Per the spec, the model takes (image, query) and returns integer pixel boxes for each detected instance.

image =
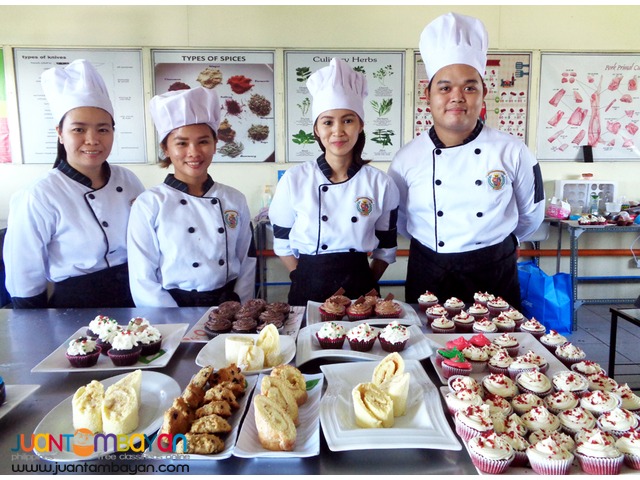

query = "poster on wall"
[414,52,531,142]
[13,48,145,164]
[537,53,640,161]
[152,50,275,163]
[0,49,11,163]
[284,50,405,163]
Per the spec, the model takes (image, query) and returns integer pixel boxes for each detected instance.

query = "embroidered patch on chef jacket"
[224,210,239,228]
[486,170,507,191]
[355,196,374,216]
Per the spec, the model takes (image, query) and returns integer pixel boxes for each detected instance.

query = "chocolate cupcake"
[65,336,102,368]
[216,300,242,319]
[204,314,233,338]
[107,330,141,367]
[232,317,258,334]
[265,302,291,319]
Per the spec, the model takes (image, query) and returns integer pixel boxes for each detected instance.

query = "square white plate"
[31,324,189,373]
[233,372,324,458]
[183,306,306,342]
[0,384,40,421]
[296,322,433,366]
[425,332,568,384]
[306,300,422,326]
[144,374,258,460]
[319,360,461,452]
[195,333,296,374]
[33,371,180,462]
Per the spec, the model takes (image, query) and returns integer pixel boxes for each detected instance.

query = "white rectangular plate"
[183,306,305,342]
[195,333,296,375]
[33,371,180,462]
[296,322,433,366]
[319,360,461,452]
[0,384,40,421]
[144,374,258,460]
[306,300,422,326]
[425,332,567,384]
[233,372,324,458]
[31,323,189,373]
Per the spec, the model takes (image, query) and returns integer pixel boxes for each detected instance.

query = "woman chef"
[388,13,545,309]
[127,87,257,307]
[3,59,145,308]
[269,58,400,306]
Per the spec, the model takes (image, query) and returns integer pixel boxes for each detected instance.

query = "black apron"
[49,263,135,308]
[287,252,378,306]
[168,279,239,307]
[405,234,521,310]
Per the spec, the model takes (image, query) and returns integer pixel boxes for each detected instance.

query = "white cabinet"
[554,180,617,214]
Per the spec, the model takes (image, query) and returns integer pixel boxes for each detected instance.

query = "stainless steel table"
[0,307,476,475]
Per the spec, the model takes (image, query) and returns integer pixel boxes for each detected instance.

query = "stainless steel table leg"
[609,310,618,378]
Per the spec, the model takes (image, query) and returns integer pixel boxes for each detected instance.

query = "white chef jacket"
[269,156,399,265]
[3,162,145,299]
[388,124,545,254]
[127,175,257,307]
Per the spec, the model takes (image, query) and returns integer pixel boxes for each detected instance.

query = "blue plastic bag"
[517,261,572,334]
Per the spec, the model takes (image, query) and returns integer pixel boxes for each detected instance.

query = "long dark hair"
[53,112,116,168]
[313,117,370,166]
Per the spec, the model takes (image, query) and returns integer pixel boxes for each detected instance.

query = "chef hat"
[419,12,489,80]
[149,87,221,141]
[40,59,114,124]
[307,57,368,123]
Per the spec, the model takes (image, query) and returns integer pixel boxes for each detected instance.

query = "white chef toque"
[40,59,114,124]
[149,87,221,141]
[419,12,489,80]
[307,57,368,124]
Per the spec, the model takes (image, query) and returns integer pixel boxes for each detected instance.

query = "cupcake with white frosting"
[616,429,640,470]
[527,436,575,475]
[574,428,624,475]
[596,407,639,438]
[467,431,515,474]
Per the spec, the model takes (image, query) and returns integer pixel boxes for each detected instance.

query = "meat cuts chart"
[537,53,640,161]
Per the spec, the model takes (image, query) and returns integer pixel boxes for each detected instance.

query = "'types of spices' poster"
[152,50,275,163]
[284,51,405,162]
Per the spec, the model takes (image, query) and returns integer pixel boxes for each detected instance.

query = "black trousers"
[50,263,135,308]
[287,252,378,306]
[168,279,239,307]
[405,235,521,310]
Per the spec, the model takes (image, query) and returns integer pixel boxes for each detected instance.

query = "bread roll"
[102,384,139,435]
[253,395,296,451]
[372,352,405,386]
[72,380,104,433]
[260,375,299,426]
[236,344,265,372]
[256,324,281,367]
[379,372,410,417]
[352,382,394,428]
[225,336,254,365]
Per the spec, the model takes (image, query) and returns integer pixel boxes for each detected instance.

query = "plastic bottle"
[261,185,273,209]
[589,193,599,215]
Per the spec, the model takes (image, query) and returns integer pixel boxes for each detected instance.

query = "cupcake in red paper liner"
[374,293,403,319]
[586,371,618,392]
[507,355,539,381]
[488,348,513,375]
[521,406,561,433]
[65,336,101,368]
[466,302,489,322]
[516,370,553,398]
[318,299,346,321]
[467,431,515,474]
[345,296,373,321]
[511,392,544,416]
[417,290,438,312]
[473,291,495,306]
[558,406,597,437]
[86,315,118,339]
[347,322,379,352]
[461,345,488,373]
[481,342,502,359]
[451,310,474,333]
[430,315,455,334]
[326,287,352,308]
[519,317,546,339]
[530,429,576,452]
[519,349,548,374]
[580,390,622,418]
[107,330,141,367]
[96,323,122,356]
[596,407,639,438]
[616,429,640,470]
[551,370,589,397]
[443,297,465,317]
[501,308,525,330]
[544,390,579,415]
[436,346,463,368]
[612,383,640,413]
[526,436,575,475]
[446,336,472,351]
[362,288,380,310]
[454,403,494,442]
[448,374,483,396]
[482,373,518,399]
[472,318,498,334]
[500,430,530,467]
[554,341,586,367]
[442,353,472,379]
[315,321,347,349]
[486,296,509,317]
[444,387,484,416]
[492,313,516,333]
[378,321,409,352]
[491,332,520,357]
[484,393,514,417]
[570,359,605,377]
[425,304,448,326]
[539,329,568,353]
[128,320,163,356]
[574,428,625,475]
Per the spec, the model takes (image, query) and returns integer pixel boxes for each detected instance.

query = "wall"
[1,5,639,301]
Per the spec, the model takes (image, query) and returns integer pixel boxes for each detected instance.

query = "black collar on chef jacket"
[57,159,111,188]
[164,173,214,195]
[429,120,484,149]
[317,154,361,182]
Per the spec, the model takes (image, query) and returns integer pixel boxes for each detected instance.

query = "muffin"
[315,321,347,349]
[467,431,515,474]
[326,287,352,308]
[574,428,624,475]
[318,299,346,321]
[612,383,640,412]
[488,348,513,375]
[511,392,544,415]
[430,315,456,334]
[443,297,465,317]
[482,373,518,399]
[347,323,379,352]
[526,436,575,475]
[466,303,490,321]
[473,291,495,306]
[451,310,475,333]
[500,430,530,467]
[519,317,546,339]
[551,370,589,397]
[472,318,498,334]
[486,297,509,317]
[374,294,403,319]
[616,429,640,470]
[521,405,561,433]
[454,404,494,442]
[554,342,587,367]
[425,304,448,326]
[444,387,484,416]
[492,313,516,333]
[557,406,597,436]
[346,296,373,321]
[461,345,489,373]
[107,330,141,366]
[442,354,473,379]
[417,290,438,312]
[516,370,553,398]
[378,321,410,352]
[580,390,622,417]
[131,324,163,356]
[65,336,101,368]
[539,329,568,353]
[596,407,639,438]
[492,333,520,357]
